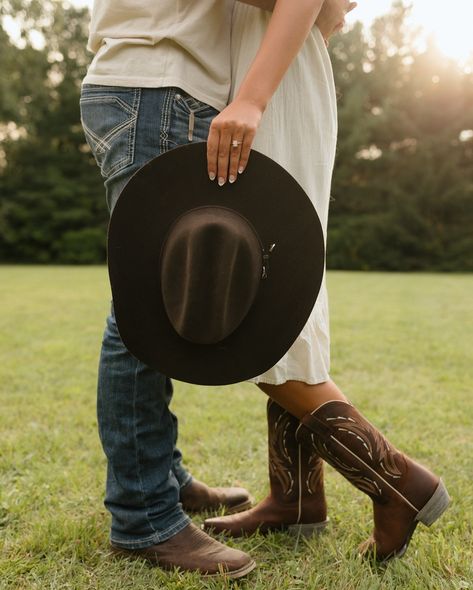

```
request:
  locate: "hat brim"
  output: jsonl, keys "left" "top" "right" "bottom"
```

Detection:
{"left": 108, "top": 142, "right": 325, "bottom": 386}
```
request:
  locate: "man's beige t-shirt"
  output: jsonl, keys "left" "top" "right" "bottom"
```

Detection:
{"left": 83, "top": 1, "right": 234, "bottom": 111}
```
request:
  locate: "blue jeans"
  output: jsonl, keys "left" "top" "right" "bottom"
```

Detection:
{"left": 80, "top": 85, "right": 219, "bottom": 548}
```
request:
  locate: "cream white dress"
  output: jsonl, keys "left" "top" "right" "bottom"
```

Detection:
{"left": 231, "top": 3, "right": 338, "bottom": 385}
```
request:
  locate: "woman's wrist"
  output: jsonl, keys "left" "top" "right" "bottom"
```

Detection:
{"left": 233, "top": 92, "right": 268, "bottom": 114}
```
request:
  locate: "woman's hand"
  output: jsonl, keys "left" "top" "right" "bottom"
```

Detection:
{"left": 207, "top": 98, "right": 264, "bottom": 185}
{"left": 206, "top": 0, "right": 324, "bottom": 185}
{"left": 316, "top": 0, "right": 357, "bottom": 43}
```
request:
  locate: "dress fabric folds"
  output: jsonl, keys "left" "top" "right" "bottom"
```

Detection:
{"left": 231, "top": 4, "right": 338, "bottom": 384}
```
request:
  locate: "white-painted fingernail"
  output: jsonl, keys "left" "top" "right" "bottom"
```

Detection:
{"left": 238, "top": 167, "right": 244, "bottom": 174}
{"left": 229, "top": 175, "right": 236, "bottom": 183}
{"left": 209, "top": 172, "right": 216, "bottom": 181}
{"left": 218, "top": 177, "right": 225, "bottom": 186}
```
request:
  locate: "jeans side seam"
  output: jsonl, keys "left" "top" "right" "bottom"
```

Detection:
{"left": 128, "top": 88, "right": 141, "bottom": 168}
{"left": 159, "top": 87, "right": 174, "bottom": 153}
{"left": 132, "top": 359, "right": 157, "bottom": 534}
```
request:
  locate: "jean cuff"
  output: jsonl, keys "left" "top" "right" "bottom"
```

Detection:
{"left": 178, "top": 473, "right": 193, "bottom": 491}
{"left": 110, "top": 513, "right": 191, "bottom": 550}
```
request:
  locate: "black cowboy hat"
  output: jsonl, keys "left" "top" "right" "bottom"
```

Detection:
{"left": 108, "top": 142, "right": 325, "bottom": 386}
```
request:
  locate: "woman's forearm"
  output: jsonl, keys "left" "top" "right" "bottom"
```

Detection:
{"left": 234, "top": 0, "right": 324, "bottom": 111}
{"left": 206, "top": 0, "right": 325, "bottom": 183}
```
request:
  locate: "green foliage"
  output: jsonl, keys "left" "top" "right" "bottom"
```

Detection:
{"left": 0, "top": 0, "right": 106, "bottom": 264}
{"left": 328, "top": 2, "right": 473, "bottom": 271}
{"left": 0, "top": 0, "right": 472, "bottom": 269}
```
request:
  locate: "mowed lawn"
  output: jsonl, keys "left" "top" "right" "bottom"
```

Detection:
{"left": 0, "top": 266, "right": 472, "bottom": 590}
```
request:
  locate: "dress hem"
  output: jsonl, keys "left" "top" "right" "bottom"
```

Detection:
{"left": 247, "top": 372, "right": 330, "bottom": 386}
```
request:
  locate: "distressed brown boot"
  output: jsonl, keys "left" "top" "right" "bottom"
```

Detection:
{"left": 110, "top": 523, "right": 256, "bottom": 578}
{"left": 296, "top": 400, "right": 450, "bottom": 562}
{"left": 203, "top": 400, "right": 329, "bottom": 537}
{"left": 180, "top": 479, "right": 252, "bottom": 514}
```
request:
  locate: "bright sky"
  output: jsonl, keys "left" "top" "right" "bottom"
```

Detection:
{"left": 350, "top": 0, "right": 473, "bottom": 63}
{"left": 72, "top": 0, "right": 473, "bottom": 63}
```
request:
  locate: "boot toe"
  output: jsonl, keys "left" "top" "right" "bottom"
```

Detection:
{"left": 110, "top": 523, "right": 255, "bottom": 578}
{"left": 214, "top": 486, "right": 253, "bottom": 512}
{"left": 203, "top": 513, "right": 248, "bottom": 537}
{"left": 210, "top": 545, "right": 256, "bottom": 578}
{"left": 180, "top": 479, "right": 252, "bottom": 513}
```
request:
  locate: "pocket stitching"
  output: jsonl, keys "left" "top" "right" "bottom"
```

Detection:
{"left": 81, "top": 121, "right": 111, "bottom": 153}
{"left": 99, "top": 116, "right": 138, "bottom": 154}
{"left": 80, "top": 88, "right": 141, "bottom": 178}
{"left": 79, "top": 94, "right": 136, "bottom": 117}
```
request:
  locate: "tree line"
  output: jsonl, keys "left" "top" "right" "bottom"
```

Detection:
{"left": 0, "top": 1, "right": 472, "bottom": 270}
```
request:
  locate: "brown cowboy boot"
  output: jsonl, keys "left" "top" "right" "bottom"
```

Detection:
{"left": 110, "top": 523, "right": 256, "bottom": 578}
{"left": 295, "top": 400, "right": 450, "bottom": 562}
{"left": 180, "top": 479, "right": 252, "bottom": 514}
{"left": 203, "top": 400, "right": 329, "bottom": 537}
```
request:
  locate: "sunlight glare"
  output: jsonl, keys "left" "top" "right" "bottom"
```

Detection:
{"left": 416, "top": 0, "right": 473, "bottom": 63}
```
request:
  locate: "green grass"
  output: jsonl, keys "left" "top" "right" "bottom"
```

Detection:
{"left": 0, "top": 267, "right": 472, "bottom": 589}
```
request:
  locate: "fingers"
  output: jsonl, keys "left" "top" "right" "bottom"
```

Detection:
{"left": 347, "top": 2, "right": 357, "bottom": 14}
{"left": 216, "top": 124, "right": 233, "bottom": 185}
{"left": 207, "top": 121, "right": 257, "bottom": 185}
{"left": 206, "top": 99, "right": 262, "bottom": 185}
{"left": 335, "top": 1, "right": 357, "bottom": 35}
{"left": 238, "top": 128, "right": 256, "bottom": 177}
{"left": 228, "top": 137, "right": 244, "bottom": 183}
{"left": 207, "top": 125, "right": 219, "bottom": 181}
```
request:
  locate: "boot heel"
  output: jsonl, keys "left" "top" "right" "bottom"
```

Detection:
{"left": 287, "top": 519, "right": 329, "bottom": 538}
{"left": 415, "top": 479, "right": 450, "bottom": 527}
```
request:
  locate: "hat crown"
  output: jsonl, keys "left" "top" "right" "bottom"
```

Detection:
{"left": 160, "top": 206, "right": 263, "bottom": 344}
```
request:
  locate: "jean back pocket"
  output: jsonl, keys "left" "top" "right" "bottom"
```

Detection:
{"left": 80, "top": 86, "right": 141, "bottom": 178}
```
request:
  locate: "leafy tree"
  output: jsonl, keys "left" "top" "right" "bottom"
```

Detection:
{"left": 0, "top": 0, "right": 106, "bottom": 263}
{"left": 0, "top": 0, "right": 472, "bottom": 269}
{"left": 327, "top": 1, "right": 473, "bottom": 270}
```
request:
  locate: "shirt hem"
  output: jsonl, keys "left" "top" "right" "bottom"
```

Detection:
{"left": 82, "top": 74, "right": 227, "bottom": 112}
